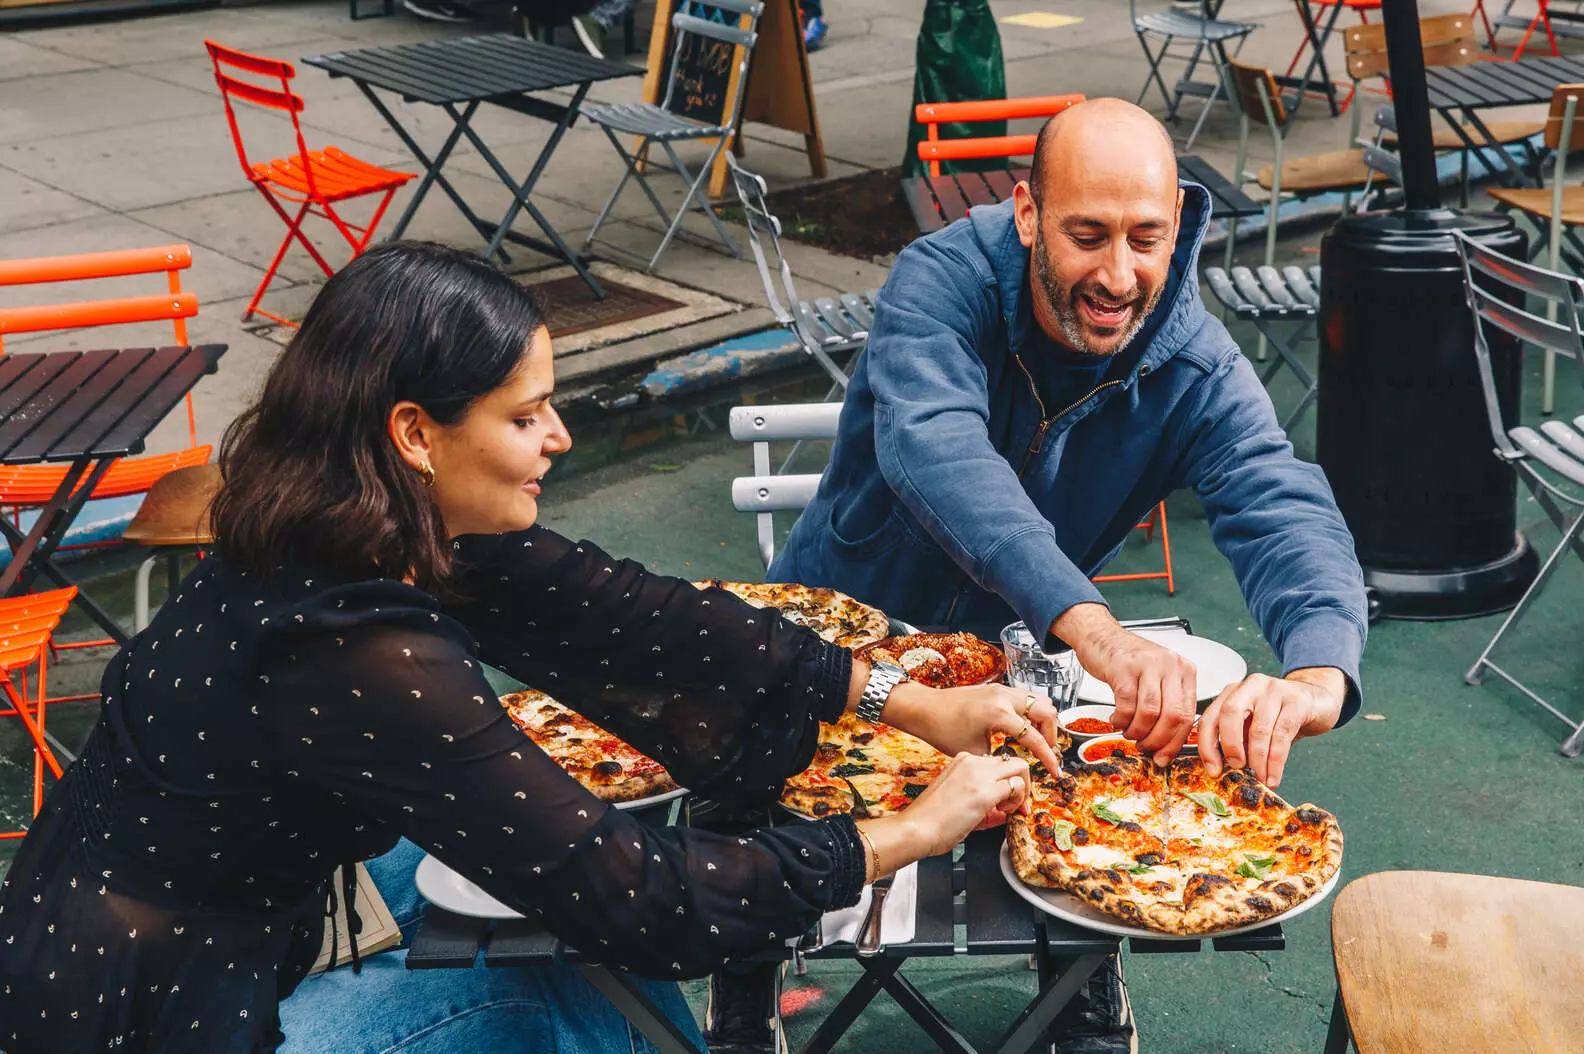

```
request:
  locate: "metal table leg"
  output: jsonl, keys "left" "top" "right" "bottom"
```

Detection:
{"left": 0, "top": 456, "right": 129, "bottom": 645}
{"left": 454, "top": 83, "right": 607, "bottom": 299}
{"left": 1450, "top": 107, "right": 1529, "bottom": 187}
{"left": 1279, "top": 0, "right": 1347, "bottom": 117}
{"left": 990, "top": 950, "right": 1109, "bottom": 1054}
{"left": 354, "top": 88, "right": 511, "bottom": 263}
{"left": 1322, "top": 987, "right": 1352, "bottom": 1053}
{"left": 576, "top": 965, "right": 705, "bottom": 1054}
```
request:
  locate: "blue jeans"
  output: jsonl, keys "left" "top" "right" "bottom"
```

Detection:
{"left": 278, "top": 840, "right": 705, "bottom": 1054}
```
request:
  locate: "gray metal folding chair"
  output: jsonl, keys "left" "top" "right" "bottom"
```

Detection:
{"left": 729, "top": 403, "right": 839, "bottom": 569}
{"left": 1129, "top": 0, "right": 1258, "bottom": 151}
{"left": 1455, "top": 230, "right": 1584, "bottom": 758}
{"left": 724, "top": 153, "right": 878, "bottom": 393}
{"left": 1202, "top": 264, "right": 1322, "bottom": 432}
{"left": 580, "top": 0, "right": 762, "bottom": 272}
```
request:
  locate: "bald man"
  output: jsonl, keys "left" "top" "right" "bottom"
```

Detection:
{"left": 774, "top": 95, "right": 1365, "bottom": 884}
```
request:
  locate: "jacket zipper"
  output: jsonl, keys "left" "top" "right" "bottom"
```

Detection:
{"left": 1012, "top": 351, "right": 1123, "bottom": 475}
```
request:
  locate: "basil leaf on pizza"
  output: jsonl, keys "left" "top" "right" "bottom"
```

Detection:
{"left": 1184, "top": 791, "right": 1232, "bottom": 817}
{"left": 1090, "top": 799, "right": 1125, "bottom": 825}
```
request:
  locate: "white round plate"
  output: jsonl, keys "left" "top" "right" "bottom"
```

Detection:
{"left": 614, "top": 785, "right": 690, "bottom": 812}
{"left": 997, "top": 844, "right": 1340, "bottom": 941}
{"left": 1074, "top": 634, "right": 1248, "bottom": 706}
{"left": 414, "top": 854, "right": 523, "bottom": 920}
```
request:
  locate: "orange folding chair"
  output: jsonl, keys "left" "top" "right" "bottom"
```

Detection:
{"left": 1471, "top": 0, "right": 1560, "bottom": 60}
{"left": 205, "top": 40, "right": 415, "bottom": 328}
{"left": 0, "top": 587, "right": 77, "bottom": 838}
{"left": 0, "top": 245, "right": 213, "bottom": 659}
{"left": 1092, "top": 502, "right": 1176, "bottom": 595}
{"left": 915, "top": 94, "right": 1086, "bottom": 178}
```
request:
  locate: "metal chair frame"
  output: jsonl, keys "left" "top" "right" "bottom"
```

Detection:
{"left": 581, "top": 0, "right": 763, "bottom": 273}
{"left": 1454, "top": 229, "right": 1584, "bottom": 757}
{"left": 1203, "top": 264, "right": 1323, "bottom": 433}
{"left": 1129, "top": 0, "right": 1259, "bottom": 152}
{"left": 723, "top": 153, "right": 876, "bottom": 394}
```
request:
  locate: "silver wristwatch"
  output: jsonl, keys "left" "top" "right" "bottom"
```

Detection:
{"left": 856, "top": 661, "right": 906, "bottom": 724}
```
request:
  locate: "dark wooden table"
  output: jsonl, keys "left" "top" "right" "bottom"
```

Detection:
{"left": 1424, "top": 53, "right": 1584, "bottom": 187}
{"left": 0, "top": 345, "right": 226, "bottom": 645}
{"left": 407, "top": 819, "right": 1285, "bottom": 1054}
{"left": 903, "top": 154, "right": 1261, "bottom": 237}
{"left": 302, "top": 35, "right": 642, "bottom": 298}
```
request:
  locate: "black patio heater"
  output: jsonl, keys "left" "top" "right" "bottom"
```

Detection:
{"left": 1316, "top": 0, "right": 1538, "bottom": 619}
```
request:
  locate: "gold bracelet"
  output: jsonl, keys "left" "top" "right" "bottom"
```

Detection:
{"left": 855, "top": 824, "right": 881, "bottom": 882}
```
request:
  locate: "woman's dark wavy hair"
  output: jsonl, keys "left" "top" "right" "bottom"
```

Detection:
{"left": 212, "top": 241, "right": 545, "bottom": 592}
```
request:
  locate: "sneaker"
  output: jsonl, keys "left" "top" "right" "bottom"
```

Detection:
{"left": 1051, "top": 954, "right": 1138, "bottom": 1054}
{"left": 402, "top": 0, "right": 475, "bottom": 21}
{"left": 802, "top": 15, "right": 828, "bottom": 51}
{"left": 704, "top": 960, "right": 787, "bottom": 1054}
{"left": 570, "top": 12, "right": 606, "bottom": 59}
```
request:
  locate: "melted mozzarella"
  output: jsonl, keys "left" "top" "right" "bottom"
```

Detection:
{"left": 1068, "top": 844, "right": 1135, "bottom": 870}
{"left": 1106, "top": 794, "right": 1154, "bottom": 823}
{"left": 897, "top": 647, "right": 947, "bottom": 671}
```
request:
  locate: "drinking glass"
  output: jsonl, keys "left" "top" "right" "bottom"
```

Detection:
{"left": 999, "top": 621, "right": 1084, "bottom": 709}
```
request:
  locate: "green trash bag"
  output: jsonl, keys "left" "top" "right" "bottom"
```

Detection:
{"left": 901, "top": 0, "right": 1008, "bottom": 178}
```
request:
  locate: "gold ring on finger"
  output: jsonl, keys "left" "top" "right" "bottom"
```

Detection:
{"left": 1021, "top": 694, "right": 1037, "bottom": 718}
{"left": 1015, "top": 718, "right": 1032, "bottom": 740}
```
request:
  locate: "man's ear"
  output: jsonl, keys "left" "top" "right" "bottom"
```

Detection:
{"left": 1175, "top": 187, "right": 1185, "bottom": 236}
{"left": 1013, "top": 181, "right": 1040, "bottom": 250}
{"left": 387, "top": 401, "right": 434, "bottom": 473}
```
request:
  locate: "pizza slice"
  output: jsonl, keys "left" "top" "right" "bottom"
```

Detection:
{"left": 779, "top": 713, "right": 949, "bottom": 818}
{"left": 1162, "top": 757, "right": 1344, "bottom": 933}
{"left": 691, "top": 581, "right": 890, "bottom": 649}
{"left": 502, "top": 689, "right": 679, "bottom": 804}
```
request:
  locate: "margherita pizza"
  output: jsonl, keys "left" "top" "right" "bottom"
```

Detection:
{"left": 854, "top": 633, "right": 1006, "bottom": 688}
{"left": 502, "top": 690, "right": 680, "bottom": 803}
{"left": 692, "top": 580, "right": 890, "bottom": 649}
{"left": 1007, "top": 752, "right": 1342, "bottom": 935}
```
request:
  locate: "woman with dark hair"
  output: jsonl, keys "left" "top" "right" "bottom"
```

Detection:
{"left": 0, "top": 241, "right": 1060, "bottom": 1053}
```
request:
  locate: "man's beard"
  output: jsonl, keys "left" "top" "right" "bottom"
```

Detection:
{"left": 1033, "top": 234, "right": 1162, "bottom": 356}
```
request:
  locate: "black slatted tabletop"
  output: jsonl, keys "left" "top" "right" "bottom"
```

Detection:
{"left": 1426, "top": 54, "right": 1584, "bottom": 110}
{"left": 0, "top": 345, "right": 224, "bottom": 466}
{"left": 302, "top": 34, "right": 641, "bottom": 105}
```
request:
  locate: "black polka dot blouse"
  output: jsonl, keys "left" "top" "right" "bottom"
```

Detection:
{"left": 0, "top": 527, "right": 865, "bottom": 1053}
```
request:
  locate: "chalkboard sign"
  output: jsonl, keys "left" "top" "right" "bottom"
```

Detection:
{"left": 639, "top": 0, "right": 826, "bottom": 199}
{"left": 666, "top": 3, "right": 739, "bottom": 126}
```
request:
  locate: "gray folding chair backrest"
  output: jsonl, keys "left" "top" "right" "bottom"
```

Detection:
{"left": 658, "top": 0, "right": 763, "bottom": 132}
{"left": 725, "top": 153, "right": 800, "bottom": 332}
{"left": 729, "top": 403, "right": 841, "bottom": 568}
{"left": 1455, "top": 230, "right": 1584, "bottom": 482}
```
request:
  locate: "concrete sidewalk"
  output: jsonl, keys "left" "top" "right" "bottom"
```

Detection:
{"left": 3, "top": 0, "right": 1501, "bottom": 454}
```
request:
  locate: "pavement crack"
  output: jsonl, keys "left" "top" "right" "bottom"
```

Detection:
{"left": 1246, "top": 950, "right": 1332, "bottom": 1021}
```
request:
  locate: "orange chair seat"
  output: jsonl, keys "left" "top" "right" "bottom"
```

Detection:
{"left": 1488, "top": 184, "right": 1584, "bottom": 226}
{"left": 0, "top": 590, "right": 76, "bottom": 673}
{"left": 251, "top": 146, "right": 414, "bottom": 202}
{"left": 0, "top": 446, "right": 211, "bottom": 507}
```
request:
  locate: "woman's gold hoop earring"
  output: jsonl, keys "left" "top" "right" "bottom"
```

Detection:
{"left": 417, "top": 463, "right": 436, "bottom": 488}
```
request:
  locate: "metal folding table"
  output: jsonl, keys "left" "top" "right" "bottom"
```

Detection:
{"left": 302, "top": 35, "right": 643, "bottom": 299}
{"left": 406, "top": 827, "right": 1284, "bottom": 1054}
{"left": 0, "top": 344, "right": 227, "bottom": 646}
{"left": 902, "top": 154, "right": 1261, "bottom": 236}
{"left": 1424, "top": 53, "right": 1584, "bottom": 187}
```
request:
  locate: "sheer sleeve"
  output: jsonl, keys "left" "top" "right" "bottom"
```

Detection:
{"left": 260, "top": 589, "right": 865, "bottom": 979}
{"left": 443, "top": 528, "right": 854, "bottom": 805}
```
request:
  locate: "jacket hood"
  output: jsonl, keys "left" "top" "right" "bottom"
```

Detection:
{"left": 967, "top": 180, "right": 1216, "bottom": 382}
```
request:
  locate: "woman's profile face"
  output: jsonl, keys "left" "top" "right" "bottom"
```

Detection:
{"left": 427, "top": 325, "right": 571, "bottom": 537}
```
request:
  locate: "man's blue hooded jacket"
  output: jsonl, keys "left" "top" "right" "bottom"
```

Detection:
{"left": 769, "top": 187, "right": 1367, "bottom": 718}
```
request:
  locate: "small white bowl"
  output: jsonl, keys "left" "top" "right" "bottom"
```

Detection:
{"left": 1077, "top": 733, "right": 1142, "bottom": 764}
{"left": 1057, "top": 704, "right": 1121, "bottom": 743}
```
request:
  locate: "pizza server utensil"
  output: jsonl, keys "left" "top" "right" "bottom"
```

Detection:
{"left": 839, "top": 777, "right": 894, "bottom": 957}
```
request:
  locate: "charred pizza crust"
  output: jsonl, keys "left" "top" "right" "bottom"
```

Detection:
{"left": 691, "top": 581, "right": 890, "bottom": 649}
{"left": 1007, "top": 754, "right": 1342, "bottom": 936}
{"left": 501, "top": 690, "right": 680, "bottom": 804}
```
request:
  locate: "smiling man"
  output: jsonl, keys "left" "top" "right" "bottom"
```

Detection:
{"left": 770, "top": 97, "right": 1366, "bottom": 1052}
